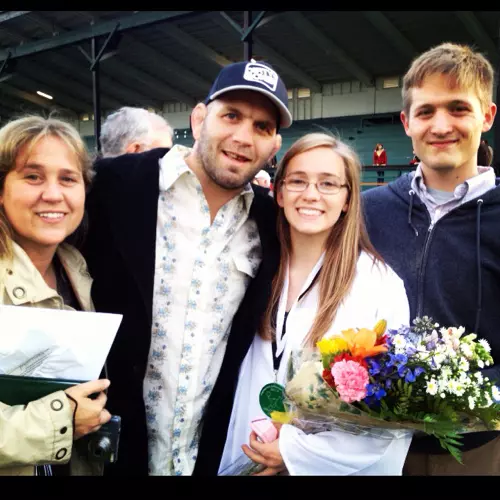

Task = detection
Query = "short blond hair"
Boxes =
[0,115,93,260]
[402,42,495,114]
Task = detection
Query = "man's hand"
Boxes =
[65,379,112,440]
[242,430,286,476]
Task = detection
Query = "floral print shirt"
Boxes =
[144,145,262,475]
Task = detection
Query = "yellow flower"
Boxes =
[373,319,387,338]
[270,410,296,425]
[317,336,349,356]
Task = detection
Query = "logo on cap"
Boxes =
[243,62,278,92]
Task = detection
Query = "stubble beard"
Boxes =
[197,129,262,191]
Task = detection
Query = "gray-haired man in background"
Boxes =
[100,106,174,157]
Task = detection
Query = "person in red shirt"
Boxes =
[373,143,387,166]
[373,143,387,183]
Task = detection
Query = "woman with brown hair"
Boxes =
[0,115,111,476]
[219,133,411,475]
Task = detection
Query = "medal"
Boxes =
[259,382,286,417]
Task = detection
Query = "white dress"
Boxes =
[219,251,413,475]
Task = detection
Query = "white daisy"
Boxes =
[478,339,491,352]
[468,396,476,410]
[458,358,470,372]
[393,334,407,350]
[426,379,438,396]
[492,386,500,402]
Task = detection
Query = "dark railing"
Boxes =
[360,165,416,190]
[265,165,417,191]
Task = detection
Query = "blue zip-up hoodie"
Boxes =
[363,172,500,454]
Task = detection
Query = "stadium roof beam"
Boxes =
[101,57,197,107]
[47,52,163,109]
[0,11,31,24]
[122,33,212,91]
[285,11,373,87]
[25,13,191,108]
[13,59,120,110]
[455,11,499,65]
[0,11,196,60]
[11,74,91,113]
[362,11,417,60]
[158,22,233,68]
[2,17,161,109]
[0,82,77,116]
[212,12,322,93]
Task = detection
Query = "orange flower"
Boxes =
[340,328,388,358]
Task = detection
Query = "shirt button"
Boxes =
[50,399,64,411]
[56,448,67,460]
[13,287,26,299]
[60,427,68,435]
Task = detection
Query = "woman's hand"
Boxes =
[65,379,112,440]
[242,429,287,476]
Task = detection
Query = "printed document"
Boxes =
[0,305,122,380]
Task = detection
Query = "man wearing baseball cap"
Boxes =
[83,59,291,476]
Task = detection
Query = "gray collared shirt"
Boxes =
[410,164,496,224]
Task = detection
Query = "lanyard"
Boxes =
[271,311,289,372]
[270,268,322,378]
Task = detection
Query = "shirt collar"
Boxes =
[158,144,255,216]
[410,163,496,201]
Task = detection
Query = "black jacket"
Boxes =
[82,148,279,475]
[363,173,500,454]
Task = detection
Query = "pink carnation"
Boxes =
[331,359,369,403]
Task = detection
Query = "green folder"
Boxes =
[0,375,86,407]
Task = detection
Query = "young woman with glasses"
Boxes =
[219,133,412,476]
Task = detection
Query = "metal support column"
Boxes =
[88,24,120,154]
[91,37,101,154]
[243,11,253,61]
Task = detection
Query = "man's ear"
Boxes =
[482,102,497,133]
[400,111,411,137]
[271,134,282,159]
[191,103,208,142]
[125,142,142,154]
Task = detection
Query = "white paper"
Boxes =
[0,305,122,381]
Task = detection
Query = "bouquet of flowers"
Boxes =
[281,316,500,463]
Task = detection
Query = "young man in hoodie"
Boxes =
[363,43,500,475]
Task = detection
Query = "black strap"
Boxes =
[272,311,288,371]
[271,266,322,373]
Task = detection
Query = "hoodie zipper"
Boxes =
[415,202,476,317]
[416,213,434,318]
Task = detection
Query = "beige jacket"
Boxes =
[0,241,100,476]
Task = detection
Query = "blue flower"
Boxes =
[405,369,416,383]
[368,359,381,376]
[414,366,425,377]
[395,353,408,365]
[397,365,408,378]
[405,345,417,356]
[385,378,393,389]
[387,353,398,367]
[366,384,386,401]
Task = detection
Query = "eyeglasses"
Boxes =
[282,176,348,195]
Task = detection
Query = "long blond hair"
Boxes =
[0,115,93,261]
[259,132,383,346]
